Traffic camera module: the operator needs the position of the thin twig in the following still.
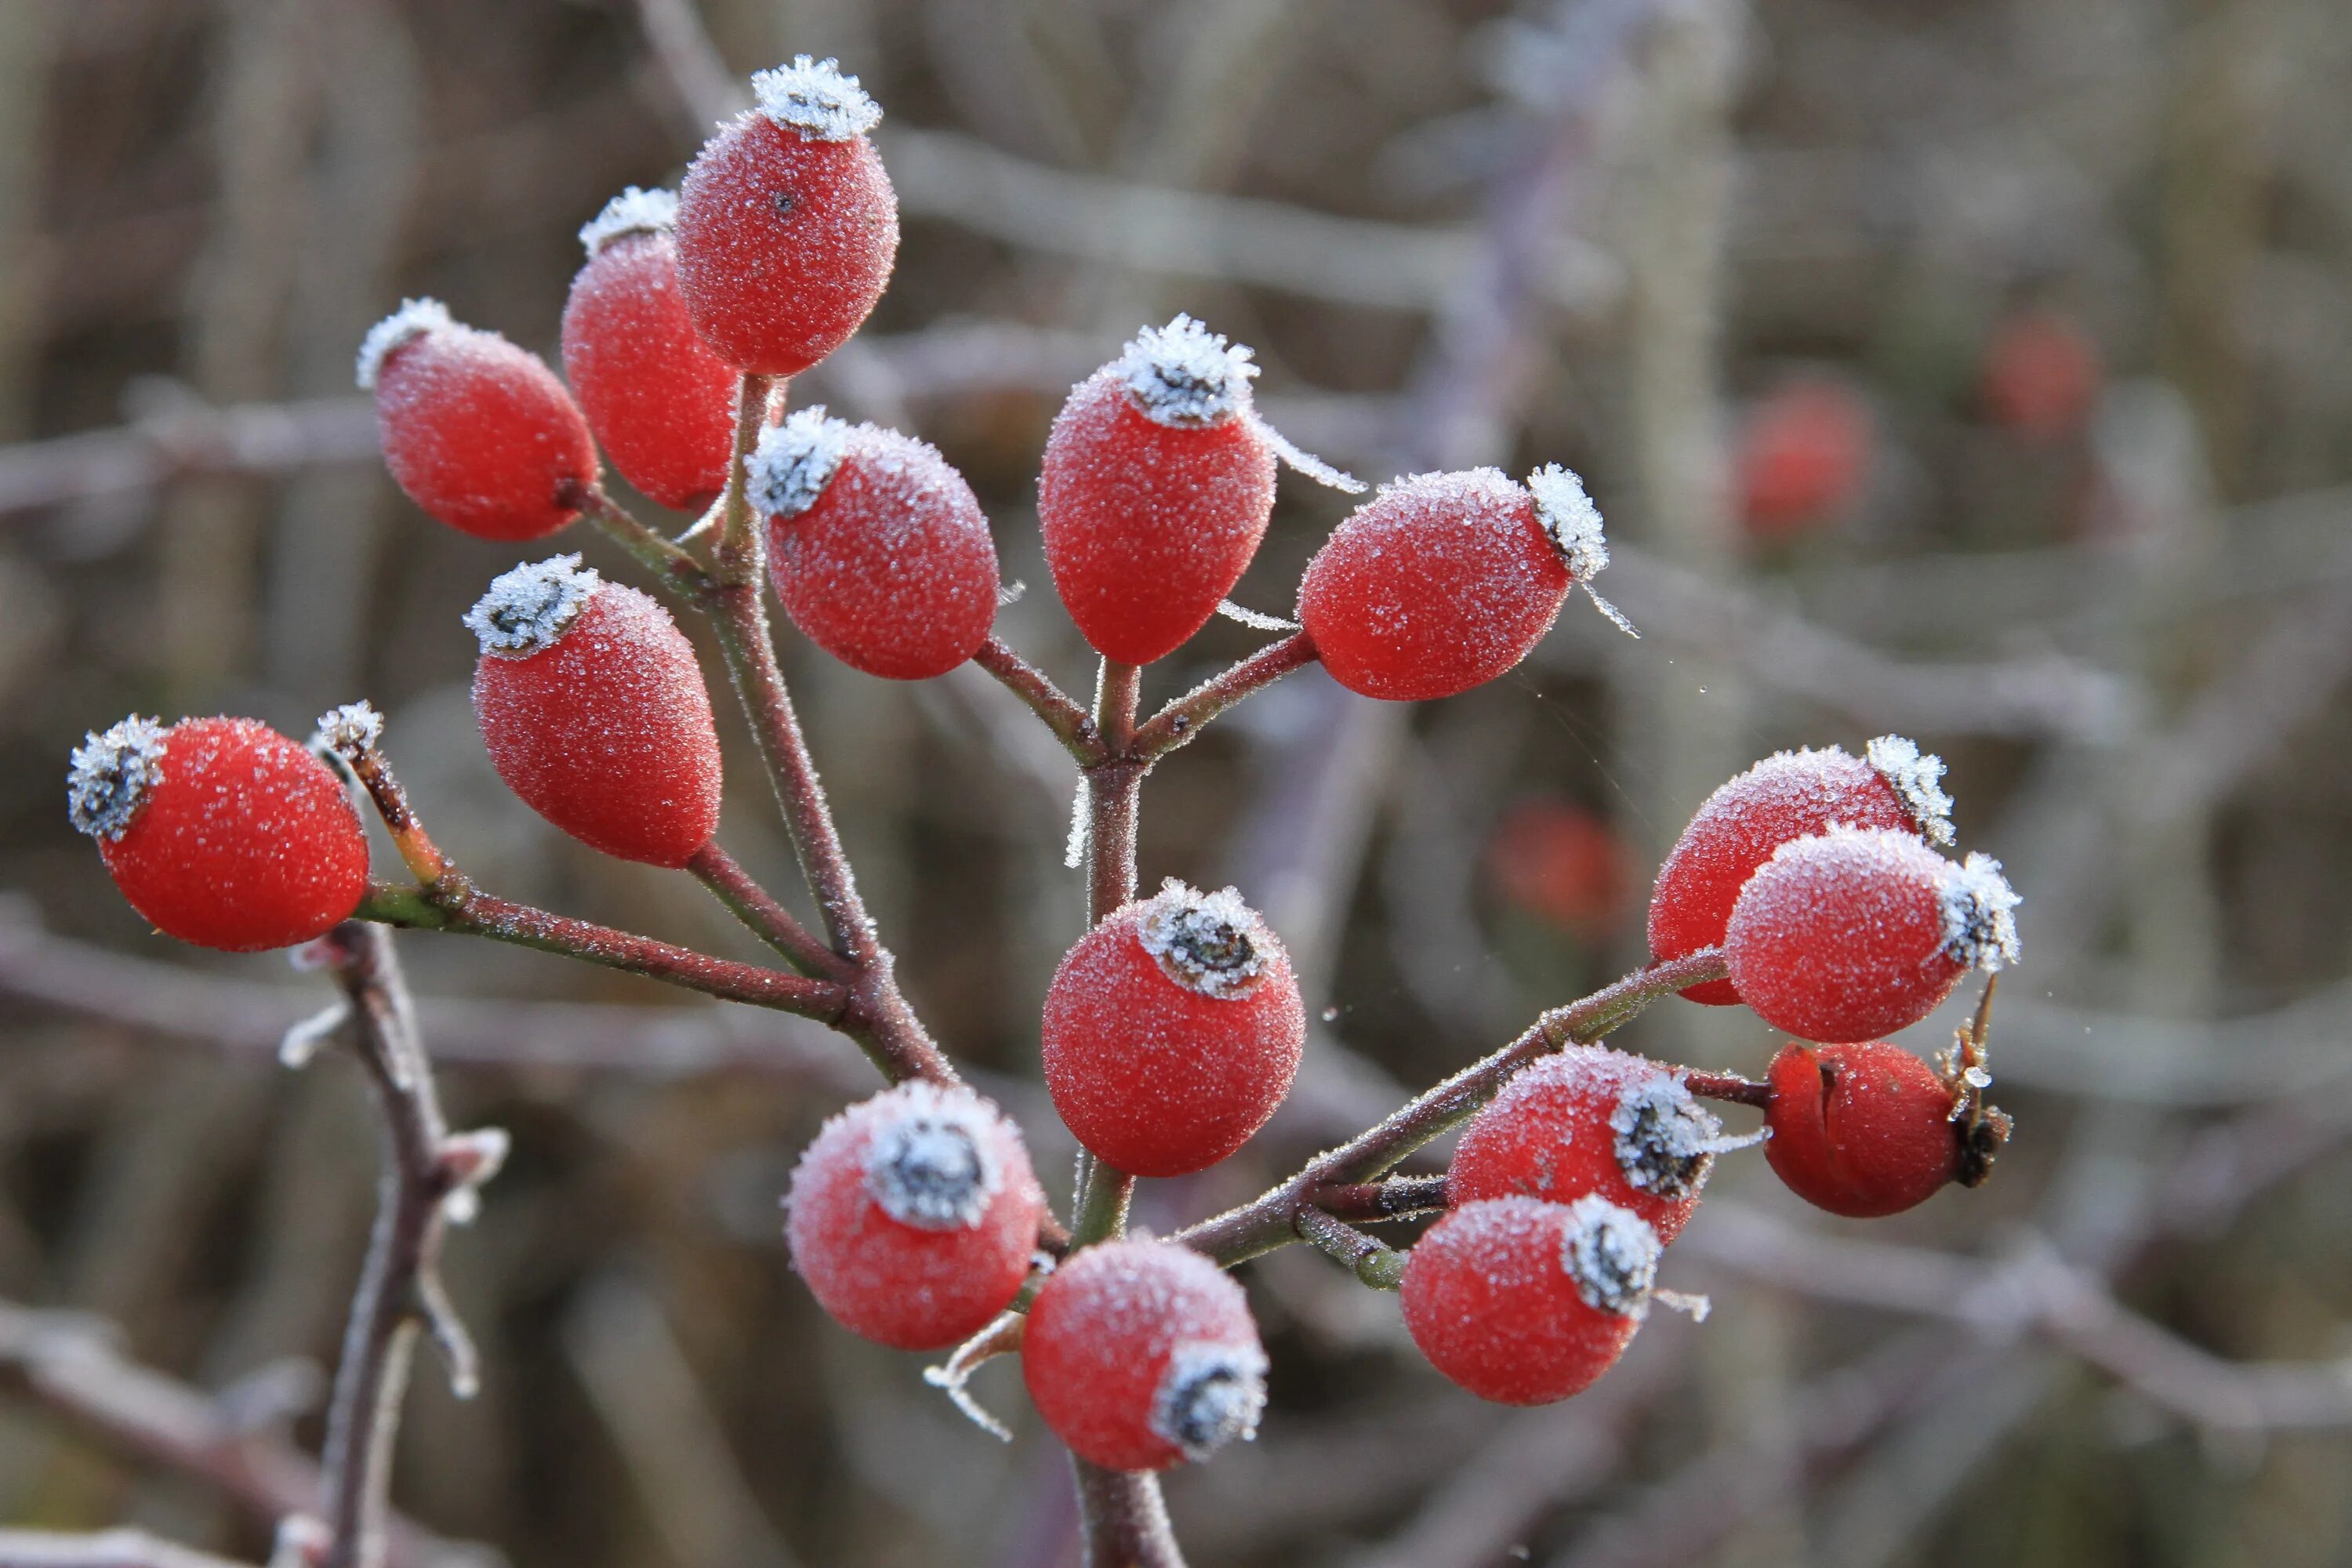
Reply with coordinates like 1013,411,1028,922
685,841,849,979
969,635,1104,763
1294,1208,1405,1290
1130,633,1319,763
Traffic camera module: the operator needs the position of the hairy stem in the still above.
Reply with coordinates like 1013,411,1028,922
1130,632,1319,762
686,840,848,979
573,482,710,595
1312,1175,1451,1225
1296,1207,1406,1290
971,634,1105,762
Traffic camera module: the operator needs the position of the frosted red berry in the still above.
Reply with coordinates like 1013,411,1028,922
1649,736,1955,1005
1983,310,2100,444
1449,1047,1743,1243
1298,464,1624,702
747,408,1000,679
69,716,369,953
1037,317,1279,666
1022,1240,1265,1472
1763,1040,1963,1218
1403,1195,1657,1406
466,556,724,868
1040,880,1305,1178
1736,379,1871,543
561,188,738,511
673,57,897,376
359,299,597,542
784,1081,1046,1350
1725,826,2020,1044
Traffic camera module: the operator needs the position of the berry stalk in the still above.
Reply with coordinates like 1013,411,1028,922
970,635,1105,763
686,840,850,979
1294,1207,1406,1290
1130,631,1319,763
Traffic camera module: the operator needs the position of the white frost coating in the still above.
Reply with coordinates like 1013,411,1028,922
1558,1194,1660,1318
354,298,454,390
1526,463,1639,639
996,579,1027,607
1216,599,1301,633
862,1080,1006,1230
750,56,883,141
1610,1076,1737,1200
1118,315,1257,428
1940,851,2022,972
463,554,601,655
1866,733,1956,848
1138,879,1270,999
1149,1340,1268,1461
578,185,677,255
1064,779,1089,871
1250,415,1366,493
746,407,851,518
312,701,383,755
278,1002,347,1070
67,715,169,841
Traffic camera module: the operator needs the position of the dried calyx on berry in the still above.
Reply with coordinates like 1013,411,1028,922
746,407,851,518
1116,315,1361,491
1526,463,1635,636
862,1082,1007,1230
1139,880,1270,999
578,185,678,255
354,297,455,391
1610,1076,1742,1201
67,716,168,841
1150,1341,1269,1463
750,54,883,142
1864,733,1956,847
1940,851,2023,971
1559,1194,1661,1317
311,701,384,756
464,555,600,655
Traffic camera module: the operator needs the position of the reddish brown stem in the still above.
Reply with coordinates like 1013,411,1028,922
1312,1175,1451,1225
1130,631,1319,762
971,634,1105,763
686,840,849,980
1683,1069,1771,1108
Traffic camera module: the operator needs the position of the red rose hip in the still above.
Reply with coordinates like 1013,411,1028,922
1298,463,1628,702
360,298,597,542
747,408,1000,679
785,1081,1046,1349
1403,1195,1658,1405
561,187,738,510
1763,1040,1963,1218
69,716,369,953
1649,735,1955,1005
1040,880,1305,1178
1725,826,2020,1044
1736,379,1871,543
673,56,898,376
1450,1047,1750,1242
1022,1240,1265,1472
466,555,724,867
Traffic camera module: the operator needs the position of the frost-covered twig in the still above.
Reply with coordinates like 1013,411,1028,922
970,635,1105,763
1130,633,1319,763
0,395,379,519
684,841,848,980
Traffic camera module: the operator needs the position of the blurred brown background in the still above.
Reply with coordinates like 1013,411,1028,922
4,0,2351,1563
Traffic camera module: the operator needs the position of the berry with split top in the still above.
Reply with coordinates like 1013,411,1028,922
467,556,724,868
69,717,369,953
1725,826,2020,1044
1037,317,1279,666
1040,880,1305,1178
1022,1239,1266,1472
673,56,897,376
1298,464,1623,702
1649,736,1955,1005
747,408,1000,679
785,1081,1046,1349
1402,1195,1657,1406
1763,1040,1963,1218
561,187,738,510
358,298,597,542
1449,1046,1742,1242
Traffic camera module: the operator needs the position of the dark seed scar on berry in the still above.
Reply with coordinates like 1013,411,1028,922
1139,880,1269,998
1150,1341,1268,1462
1560,1195,1661,1317
1608,1078,1726,1200
866,1109,1003,1230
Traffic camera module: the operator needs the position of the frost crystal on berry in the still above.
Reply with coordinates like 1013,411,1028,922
1149,1340,1268,1461
1609,1076,1725,1201
746,408,850,518
1940,851,2022,972
862,1082,1007,1230
312,701,383,755
67,715,168,841
1559,1195,1660,1318
1866,733,1956,847
463,554,601,655
354,297,454,390
1117,315,1258,428
1527,463,1607,581
1139,880,1269,998
578,185,677,256
750,56,882,142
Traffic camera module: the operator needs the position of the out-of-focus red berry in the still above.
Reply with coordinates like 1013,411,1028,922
1725,826,2020,1044
673,57,898,376
1040,880,1305,1178
361,299,597,542
69,716,369,953
1649,737,1954,1005
561,188,739,511
1023,1240,1265,1472
466,556,724,868
785,1081,1046,1350
1487,799,1632,936
747,408,999,680
1763,1040,1962,1218
1982,310,2101,444
1736,379,1871,543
